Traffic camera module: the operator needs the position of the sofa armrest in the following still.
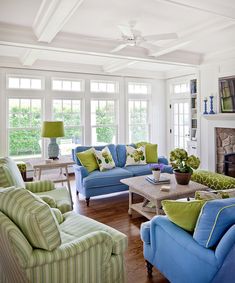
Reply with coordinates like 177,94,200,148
25,180,55,193
215,224,235,265
140,221,151,244
158,156,168,165
73,164,89,178
149,216,216,266
26,231,112,267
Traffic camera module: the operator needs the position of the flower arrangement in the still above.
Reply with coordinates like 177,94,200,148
170,148,200,174
149,163,165,171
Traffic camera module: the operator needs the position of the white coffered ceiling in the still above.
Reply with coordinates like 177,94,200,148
0,0,235,77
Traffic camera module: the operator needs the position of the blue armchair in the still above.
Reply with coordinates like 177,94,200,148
141,198,235,283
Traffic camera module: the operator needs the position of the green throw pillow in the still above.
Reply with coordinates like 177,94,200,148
162,200,206,232
77,148,99,173
135,141,158,163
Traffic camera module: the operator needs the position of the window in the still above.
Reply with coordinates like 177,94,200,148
90,80,118,93
91,100,117,145
8,98,42,158
128,100,149,143
128,82,150,95
53,99,82,155
173,83,189,94
8,76,42,90
52,79,82,91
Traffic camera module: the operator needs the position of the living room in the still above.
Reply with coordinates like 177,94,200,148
0,1,235,283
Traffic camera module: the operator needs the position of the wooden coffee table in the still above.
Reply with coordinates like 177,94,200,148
121,173,208,219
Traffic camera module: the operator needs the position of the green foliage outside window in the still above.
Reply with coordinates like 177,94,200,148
129,104,148,142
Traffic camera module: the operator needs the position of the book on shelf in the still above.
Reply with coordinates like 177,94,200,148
142,199,156,212
146,175,170,185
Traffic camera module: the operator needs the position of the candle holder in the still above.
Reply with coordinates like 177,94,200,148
209,95,215,114
203,99,208,115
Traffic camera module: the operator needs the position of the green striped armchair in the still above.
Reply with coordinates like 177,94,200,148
0,157,72,213
0,187,127,283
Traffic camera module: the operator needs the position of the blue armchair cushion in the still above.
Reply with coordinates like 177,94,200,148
83,167,133,189
194,198,235,248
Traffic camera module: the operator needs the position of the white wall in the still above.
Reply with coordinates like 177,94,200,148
199,61,235,170
0,67,167,158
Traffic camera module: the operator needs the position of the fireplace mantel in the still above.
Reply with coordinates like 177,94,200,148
203,113,235,120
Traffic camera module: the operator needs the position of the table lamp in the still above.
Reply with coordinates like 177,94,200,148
41,121,65,159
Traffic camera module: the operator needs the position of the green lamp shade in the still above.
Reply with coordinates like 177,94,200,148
41,121,65,138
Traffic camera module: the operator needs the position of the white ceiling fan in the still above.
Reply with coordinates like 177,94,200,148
111,22,178,54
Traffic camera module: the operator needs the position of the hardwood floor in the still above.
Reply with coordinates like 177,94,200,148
70,178,169,283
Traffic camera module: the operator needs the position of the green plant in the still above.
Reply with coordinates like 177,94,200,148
170,148,200,174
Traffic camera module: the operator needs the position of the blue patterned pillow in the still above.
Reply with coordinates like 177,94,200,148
193,198,235,248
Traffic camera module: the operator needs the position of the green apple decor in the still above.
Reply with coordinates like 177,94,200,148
170,148,200,185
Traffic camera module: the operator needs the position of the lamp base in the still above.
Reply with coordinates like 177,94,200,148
48,138,60,159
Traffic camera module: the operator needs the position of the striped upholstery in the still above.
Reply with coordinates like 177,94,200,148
0,209,127,283
0,187,61,251
25,180,55,193
38,195,57,208
0,157,72,213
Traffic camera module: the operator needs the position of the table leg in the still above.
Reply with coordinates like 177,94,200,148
65,165,73,208
38,168,42,180
128,190,133,215
156,200,162,215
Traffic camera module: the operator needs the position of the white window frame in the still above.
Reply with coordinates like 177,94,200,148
51,77,84,92
7,97,43,159
128,82,151,95
90,80,119,94
90,99,118,145
6,74,45,90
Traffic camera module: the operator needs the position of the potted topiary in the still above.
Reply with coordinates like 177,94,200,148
170,148,200,185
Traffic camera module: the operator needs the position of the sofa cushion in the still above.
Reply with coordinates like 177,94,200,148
60,212,128,255
191,170,235,190
77,148,99,173
125,145,147,166
94,146,116,171
136,142,158,163
0,187,61,251
124,164,152,176
83,167,133,189
195,189,235,201
73,144,118,167
193,198,235,248
0,157,25,188
162,200,206,232
116,144,136,167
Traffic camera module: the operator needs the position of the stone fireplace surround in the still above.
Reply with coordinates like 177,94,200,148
216,128,235,173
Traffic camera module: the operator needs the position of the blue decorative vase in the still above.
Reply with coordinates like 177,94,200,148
48,138,59,159
209,95,215,114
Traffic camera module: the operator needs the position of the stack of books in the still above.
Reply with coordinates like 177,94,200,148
146,175,170,185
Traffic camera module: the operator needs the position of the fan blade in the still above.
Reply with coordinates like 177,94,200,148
144,33,178,41
118,24,134,38
110,44,129,53
139,42,160,52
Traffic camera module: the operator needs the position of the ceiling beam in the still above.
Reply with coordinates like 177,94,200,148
151,19,235,57
156,0,235,20
20,49,41,66
33,0,84,43
103,60,137,73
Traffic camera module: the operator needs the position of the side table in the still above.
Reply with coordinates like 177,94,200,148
31,158,75,206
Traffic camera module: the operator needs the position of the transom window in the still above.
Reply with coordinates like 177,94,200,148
91,100,117,145
8,76,42,90
53,99,82,155
128,82,150,95
90,80,118,93
52,79,82,91
128,100,149,143
8,98,42,158
173,83,189,94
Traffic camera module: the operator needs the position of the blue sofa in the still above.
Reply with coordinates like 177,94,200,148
140,198,235,283
72,144,173,206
